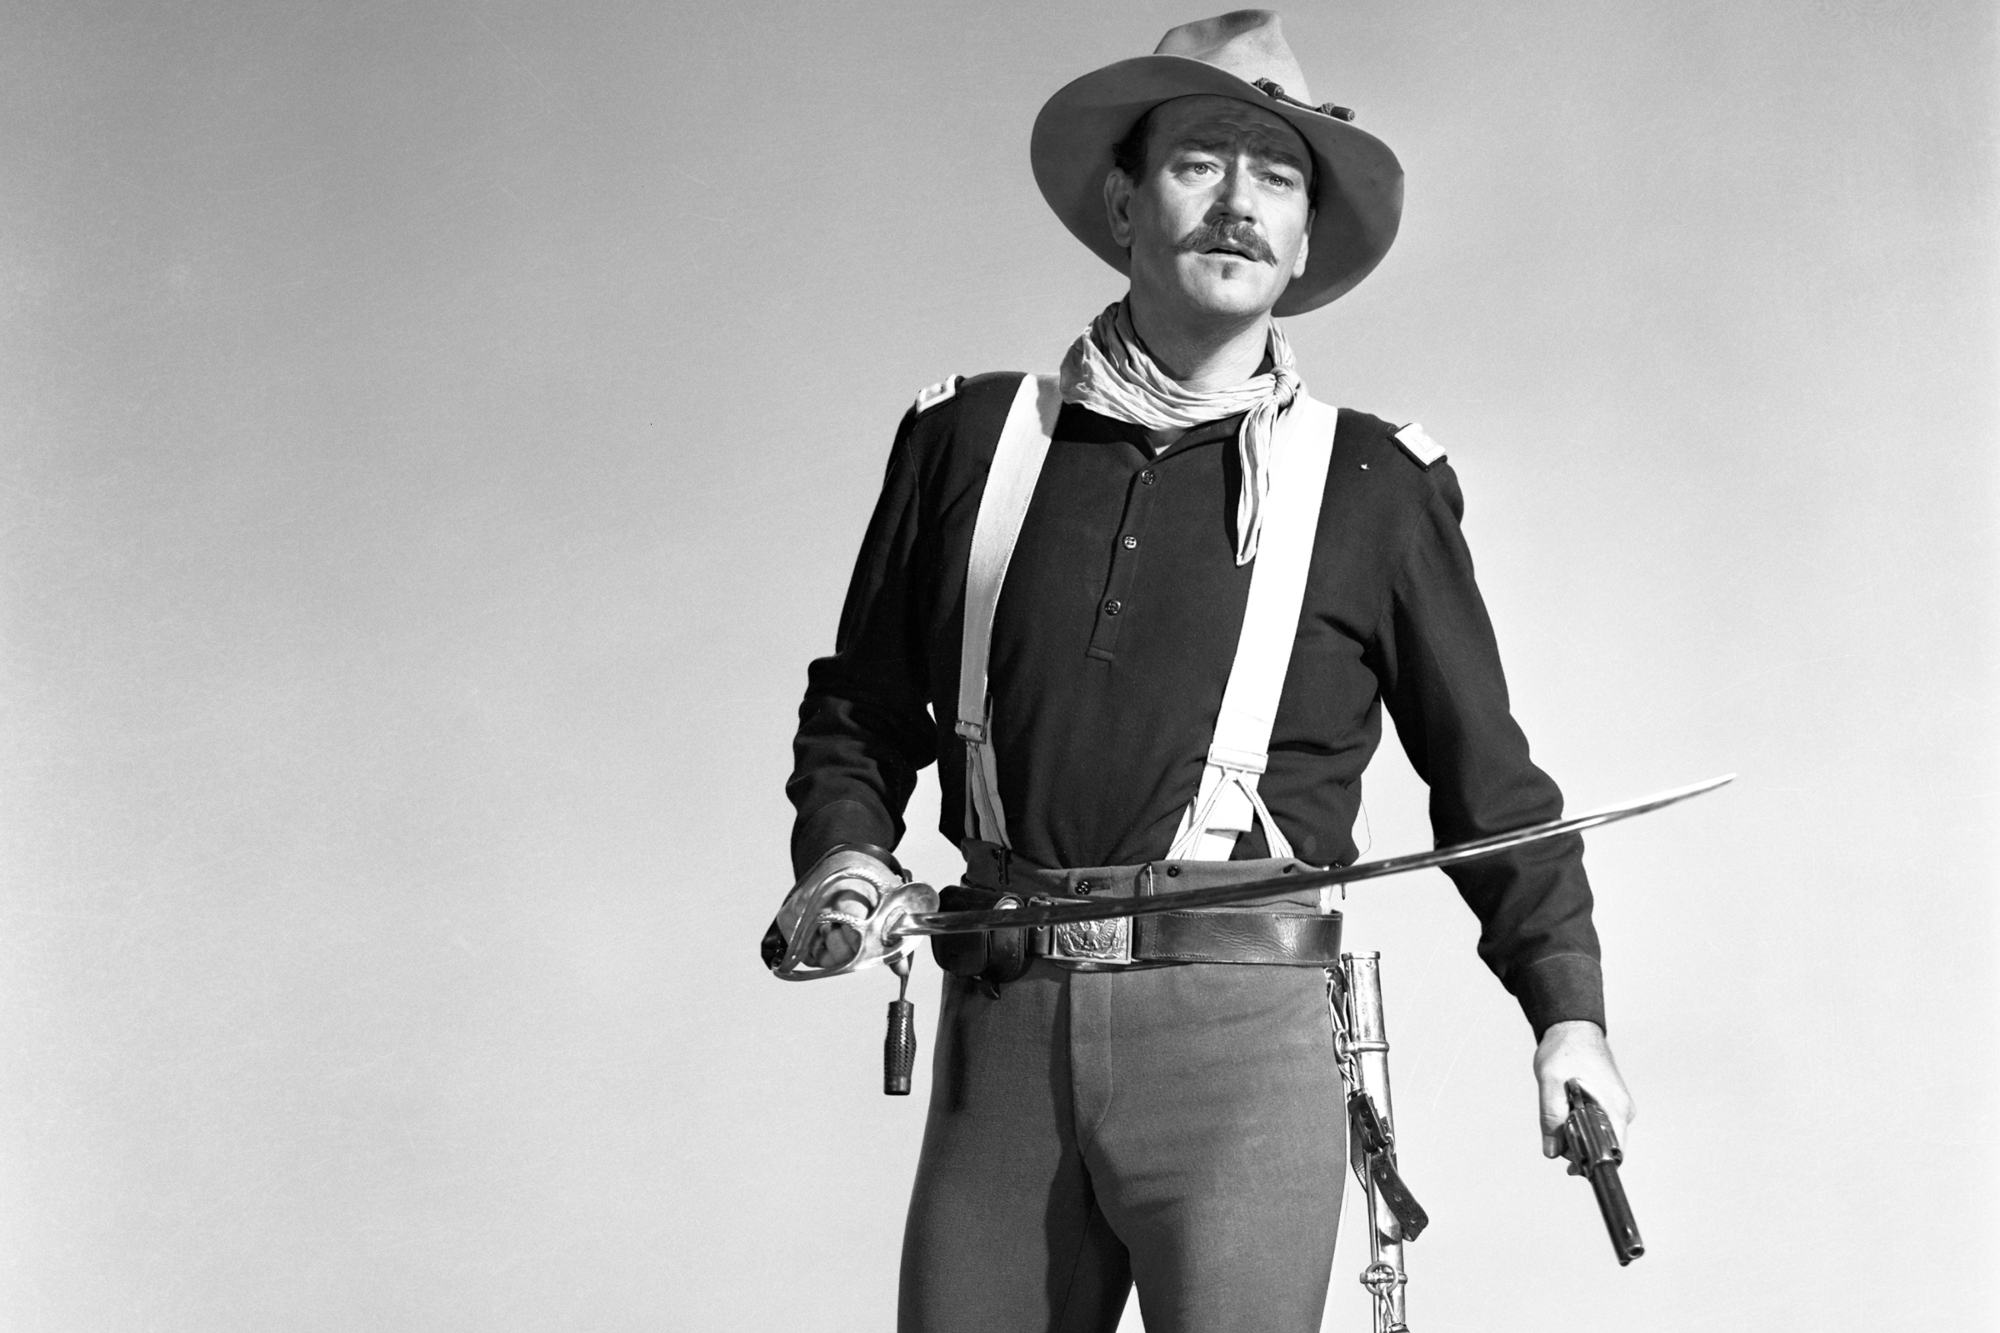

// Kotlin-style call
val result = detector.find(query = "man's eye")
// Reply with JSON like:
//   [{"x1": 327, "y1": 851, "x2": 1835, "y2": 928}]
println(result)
[
  {"x1": 1178, "y1": 160, "x2": 1218, "y2": 177},
  {"x1": 1263, "y1": 172, "x2": 1300, "y2": 190}
]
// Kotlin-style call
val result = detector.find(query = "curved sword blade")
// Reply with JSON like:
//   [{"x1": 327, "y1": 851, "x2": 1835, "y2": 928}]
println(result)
[{"x1": 893, "y1": 773, "x2": 1733, "y2": 938}]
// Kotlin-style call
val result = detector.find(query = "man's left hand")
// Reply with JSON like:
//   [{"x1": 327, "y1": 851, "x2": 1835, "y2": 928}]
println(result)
[{"x1": 1532, "y1": 1020, "x2": 1634, "y2": 1158}]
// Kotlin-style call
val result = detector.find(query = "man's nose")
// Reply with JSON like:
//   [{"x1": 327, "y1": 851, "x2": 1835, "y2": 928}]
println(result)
[{"x1": 1214, "y1": 157, "x2": 1259, "y2": 220}]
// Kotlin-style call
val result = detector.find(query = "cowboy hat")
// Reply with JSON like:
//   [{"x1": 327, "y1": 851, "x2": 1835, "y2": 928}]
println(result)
[{"x1": 1030, "y1": 10, "x2": 1403, "y2": 315}]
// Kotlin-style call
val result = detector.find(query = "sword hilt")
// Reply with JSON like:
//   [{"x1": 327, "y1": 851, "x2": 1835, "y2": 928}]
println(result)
[{"x1": 883, "y1": 955, "x2": 916, "y2": 1095}]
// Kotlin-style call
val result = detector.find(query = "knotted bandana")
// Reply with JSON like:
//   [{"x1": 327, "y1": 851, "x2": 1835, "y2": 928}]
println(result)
[{"x1": 1059, "y1": 301, "x2": 1302, "y2": 565}]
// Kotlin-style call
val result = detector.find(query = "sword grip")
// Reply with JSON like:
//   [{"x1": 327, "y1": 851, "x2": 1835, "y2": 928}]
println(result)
[{"x1": 884, "y1": 998, "x2": 916, "y2": 1096}]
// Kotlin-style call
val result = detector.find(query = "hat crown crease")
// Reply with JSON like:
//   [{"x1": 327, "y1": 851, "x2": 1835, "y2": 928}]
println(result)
[{"x1": 1153, "y1": 9, "x2": 1313, "y2": 105}]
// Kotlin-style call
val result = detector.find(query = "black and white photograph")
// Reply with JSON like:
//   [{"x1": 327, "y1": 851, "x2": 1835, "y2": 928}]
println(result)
[{"x1": 4, "y1": 3, "x2": 1993, "y2": 1330}]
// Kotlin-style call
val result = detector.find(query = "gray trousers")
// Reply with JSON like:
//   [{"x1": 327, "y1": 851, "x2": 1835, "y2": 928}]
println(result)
[{"x1": 898, "y1": 958, "x2": 1347, "y2": 1332}]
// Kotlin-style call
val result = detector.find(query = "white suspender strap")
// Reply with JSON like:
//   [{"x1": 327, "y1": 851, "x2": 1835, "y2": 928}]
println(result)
[
  {"x1": 956, "y1": 374, "x2": 1062, "y2": 848},
  {"x1": 1168, "y1": 393, "x2": 1340, "y2": 864}
]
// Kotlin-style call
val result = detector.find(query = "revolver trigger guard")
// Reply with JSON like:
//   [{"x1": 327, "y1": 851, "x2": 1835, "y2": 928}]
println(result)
[{"x1": 769, "y1": 880, "x2": 940, "y2": 981}]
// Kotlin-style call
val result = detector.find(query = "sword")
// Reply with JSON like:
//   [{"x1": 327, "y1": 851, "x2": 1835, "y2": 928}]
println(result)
[
  {"x1": 902, "y1": 772, "x2": 1731, "y2": 937},
  {"x1": 767, "y1": 774, "x2": 1732, "y2": 981}
]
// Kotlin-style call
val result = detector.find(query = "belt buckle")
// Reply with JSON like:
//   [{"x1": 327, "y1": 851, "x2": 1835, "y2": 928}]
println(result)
[{"x1": 1046, "y1": 915, "x2": 1133, "y2": 968}]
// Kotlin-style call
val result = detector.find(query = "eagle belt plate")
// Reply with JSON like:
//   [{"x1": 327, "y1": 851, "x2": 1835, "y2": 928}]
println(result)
[{"x1": 1049, "y1": 916, "x2": 1133, "y2": 965}]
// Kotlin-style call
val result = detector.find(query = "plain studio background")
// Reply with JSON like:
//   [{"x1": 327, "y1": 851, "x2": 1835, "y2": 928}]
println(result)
[{"x1": 3, "y1": 2, "x2": 1993, "y2": 1330}]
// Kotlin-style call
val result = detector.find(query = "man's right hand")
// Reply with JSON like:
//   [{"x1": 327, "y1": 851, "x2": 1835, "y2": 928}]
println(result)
[{"x1": 763, "y1": 846, "x2": 904, "y2": 973}]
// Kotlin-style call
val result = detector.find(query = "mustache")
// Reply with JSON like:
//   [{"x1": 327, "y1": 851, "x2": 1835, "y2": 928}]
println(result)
[{"x1": 1176, "y1": 220, "x2": 1277, "y2": 264}]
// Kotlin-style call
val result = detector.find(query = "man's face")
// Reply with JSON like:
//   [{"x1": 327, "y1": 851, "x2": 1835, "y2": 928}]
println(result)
[{"x1": 1105, "y1": 94, "x2": 1315, "y2": 328}]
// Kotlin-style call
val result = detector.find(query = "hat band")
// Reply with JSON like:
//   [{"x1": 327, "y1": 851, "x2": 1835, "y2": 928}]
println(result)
[{"x1": 1250, "y1": 78, "x2": 1356, "y2": 123}]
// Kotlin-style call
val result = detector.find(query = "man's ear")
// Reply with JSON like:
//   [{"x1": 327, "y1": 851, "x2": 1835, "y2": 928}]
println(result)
[
  {"x1": 1292, "y1": 208, "x2": 1314, "y2": 279},
  {"x1": 1104, "y1": 170, "x2": 1134, "y2": 249}
]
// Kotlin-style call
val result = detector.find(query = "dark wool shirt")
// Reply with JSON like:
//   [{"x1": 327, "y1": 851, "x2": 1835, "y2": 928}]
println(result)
[{"x1": 789, "y1": 372, "x2": 1604, "y2": 1036}]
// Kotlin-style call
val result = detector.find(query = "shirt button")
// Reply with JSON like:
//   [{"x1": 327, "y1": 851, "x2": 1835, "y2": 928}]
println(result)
[
  {"x1": 1103, "y1": 599, "x2": 1122, "y2": 616},
  {"x1": 1075, "y1": 879, "x2": 1094, "y2": 896},
  {"x1": 1121, "y1": 534, "x2": 1139, "y2": 550},
  {"x1": 1139, "y1": 469, "x2": 1157, "y2": 486}
]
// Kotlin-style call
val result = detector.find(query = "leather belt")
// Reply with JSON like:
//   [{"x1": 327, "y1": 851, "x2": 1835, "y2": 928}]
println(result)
[
  {"x1": 960, "y1": 840, "x2": 1343, "y2": 971},
  {"x1": 1031, "y1": 909, "x2": 1343, "y2": 969}
]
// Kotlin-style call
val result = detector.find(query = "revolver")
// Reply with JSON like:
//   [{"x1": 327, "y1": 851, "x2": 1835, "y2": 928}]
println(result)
[{"x1": 1557, "y1": 1079, "x2": 1644, "y2": 1265}]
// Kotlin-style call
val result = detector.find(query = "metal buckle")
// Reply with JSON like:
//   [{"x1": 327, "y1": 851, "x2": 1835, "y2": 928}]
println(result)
[{"x1": 1044, "y1": 916, "x2": 1134, "y2": 967}]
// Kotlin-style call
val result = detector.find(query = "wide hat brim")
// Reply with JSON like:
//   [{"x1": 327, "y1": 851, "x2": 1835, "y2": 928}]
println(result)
[{"x1": 1031, "y1": 55, "x2": 1404, "y2": 316}]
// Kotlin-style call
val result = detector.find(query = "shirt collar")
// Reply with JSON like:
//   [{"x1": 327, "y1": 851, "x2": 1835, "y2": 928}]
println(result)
[{"x1": 1058, "y1": 403, "x2": 1247, "y2": 456}]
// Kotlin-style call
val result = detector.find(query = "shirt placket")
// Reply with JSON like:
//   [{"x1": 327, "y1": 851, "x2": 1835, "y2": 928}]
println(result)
[{"x1": 1085, "y1": 460, "x2": 1162, "y2": 662}]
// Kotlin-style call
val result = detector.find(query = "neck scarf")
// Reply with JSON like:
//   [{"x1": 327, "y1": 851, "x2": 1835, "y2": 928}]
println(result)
[{"x1": 1059, "y1": 301, "x2": 1301, "y2": 566}]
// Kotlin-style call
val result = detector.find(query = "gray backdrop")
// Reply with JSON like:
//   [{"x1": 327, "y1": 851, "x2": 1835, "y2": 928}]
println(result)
[{"x1": 4, "y1": 2, "x2": 1994, "y2": 1330}]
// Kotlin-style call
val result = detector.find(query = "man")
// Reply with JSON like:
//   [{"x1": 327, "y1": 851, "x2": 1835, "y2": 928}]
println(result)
[{"x1": 773, "y1": 12, "x2": 1634, "y2": 1331}]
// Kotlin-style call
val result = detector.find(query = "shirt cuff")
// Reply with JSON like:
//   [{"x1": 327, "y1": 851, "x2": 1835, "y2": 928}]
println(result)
[
  {"x1": 1506, "y1": 952, "x2": 1606, "y2": 1040},
  {"x1": 791, "y1": 799, "x2": 900, "y2": 879}
]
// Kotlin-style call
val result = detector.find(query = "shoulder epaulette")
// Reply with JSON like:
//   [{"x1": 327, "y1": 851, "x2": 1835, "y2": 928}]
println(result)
[
  {"x1": 1392, "y1": 422, "x2": 1447, "y2": 470},
  {"x1": 913, "y1": 375, "x2": 963, "y2": 416}
]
